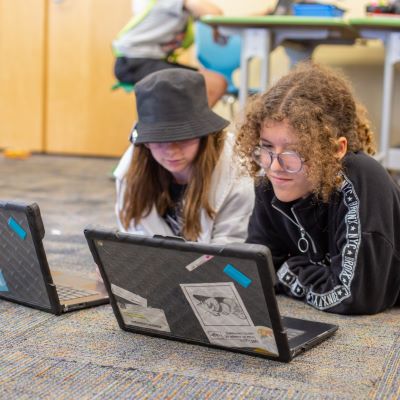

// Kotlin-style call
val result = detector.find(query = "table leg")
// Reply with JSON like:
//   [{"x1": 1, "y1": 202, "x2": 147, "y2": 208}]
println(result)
[
  {"x1": 379, "y1": 32, "x2": 400, "y2": 168},
  {"x1": 239, "y1": 28, "x2": 271, "y2": 108}
]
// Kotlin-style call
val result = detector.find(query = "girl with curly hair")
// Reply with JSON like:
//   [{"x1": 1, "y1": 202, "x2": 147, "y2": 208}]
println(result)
[{"x1": 235, "y1": 61, "x2": 400, "y2": 315}]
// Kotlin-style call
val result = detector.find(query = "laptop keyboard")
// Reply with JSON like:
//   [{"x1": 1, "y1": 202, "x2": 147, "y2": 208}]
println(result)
[{"x1": 56, "y1": 284, "x2": 98, "y2": 301}]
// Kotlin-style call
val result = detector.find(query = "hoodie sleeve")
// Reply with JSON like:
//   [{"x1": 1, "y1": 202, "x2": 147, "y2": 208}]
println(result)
[
  {"x1": 114, "y1": 145, "x2": 134, "y2": 232},
  {"x1": 210, "y1": 175, "x2": 255, "y2": 244},
  {"x1": 277, "y1": 173, "x2": 400, "y2": 315},
  {"x1": 277, "y1": 232, "x2": 400, "y2": 315}
]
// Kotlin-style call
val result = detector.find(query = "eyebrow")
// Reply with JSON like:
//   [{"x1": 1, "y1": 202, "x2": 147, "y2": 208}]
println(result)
[{"x1": 260, "y1": 139, "x2": 296, "y2": 147}]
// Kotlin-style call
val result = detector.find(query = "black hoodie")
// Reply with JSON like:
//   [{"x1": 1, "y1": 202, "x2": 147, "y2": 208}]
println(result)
[{"x1": 247, "y1": 151, "x2": 400, "y2": 315}]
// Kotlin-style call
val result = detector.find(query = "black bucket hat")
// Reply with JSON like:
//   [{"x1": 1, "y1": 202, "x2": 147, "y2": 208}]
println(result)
[{"x1": 132, "y1": 68, "x2": 230, "y2": 144}]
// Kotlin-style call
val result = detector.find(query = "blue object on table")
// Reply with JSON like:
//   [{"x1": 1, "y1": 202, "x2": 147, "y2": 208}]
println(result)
[{"x1": 292, "y1": 4, "x2": 345, "y2": 17}]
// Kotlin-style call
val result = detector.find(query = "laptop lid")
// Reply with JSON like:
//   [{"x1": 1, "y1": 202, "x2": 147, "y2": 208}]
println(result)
[
  {"x1": 270, "y1": 0, "x2": 294, "y2": 15},
  {"x1": 0, "y1": 201, "x2": 108, "y2": 314},
  {"x1": 85, "y1": 227, "x2": 337, "y2": 362}
]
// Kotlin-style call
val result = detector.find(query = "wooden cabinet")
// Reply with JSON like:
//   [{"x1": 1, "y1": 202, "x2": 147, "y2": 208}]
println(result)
[
  {"x1": 46, "y1": 0, "x2": 135, "y2": 156},
  {"x1": 0, "y1": 0, "x2": 46, "y2": 152},
  {"x1": 0, "y1": 0, "x2": 135, "y2": 156}
]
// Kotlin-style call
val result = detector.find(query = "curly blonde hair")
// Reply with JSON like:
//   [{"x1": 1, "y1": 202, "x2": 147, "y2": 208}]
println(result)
[{"x1": 235, "y1": 61, "x2": 375, "y2": 202}]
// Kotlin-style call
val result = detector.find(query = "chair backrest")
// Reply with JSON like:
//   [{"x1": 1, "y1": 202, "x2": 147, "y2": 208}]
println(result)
[{"x1": 195, "y1": 22, "x2": 241, "y2": 95}]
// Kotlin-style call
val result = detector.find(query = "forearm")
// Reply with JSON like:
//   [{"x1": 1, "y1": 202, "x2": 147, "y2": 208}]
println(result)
[
  {"x1": 184, "y1": 0, "x2": 223, "y2": 18},
  {"x1": 277, "y1": 234, "x2": 399, "y2": 315}
]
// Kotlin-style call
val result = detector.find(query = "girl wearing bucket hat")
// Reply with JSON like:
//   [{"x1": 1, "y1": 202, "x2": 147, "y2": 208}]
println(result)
[{"x1": 113, "y1": 68, "x2": 255, "y2": 243}]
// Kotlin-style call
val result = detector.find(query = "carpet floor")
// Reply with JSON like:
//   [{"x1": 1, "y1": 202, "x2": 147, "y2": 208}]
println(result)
[{"x1": 0, "y1": 154, "x2": 399, "y2": 399}]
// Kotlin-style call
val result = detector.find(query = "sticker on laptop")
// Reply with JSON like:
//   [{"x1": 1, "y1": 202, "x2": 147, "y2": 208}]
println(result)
[
  {"x1": 8, "y1": 217, "x2": 27, "y2": 240},
  {"x1": 118, "y1": 302, "x2": 171, "y2": 333},
  {"x1": 223, "y1": 264, "x2": 252, "y2": 288},
  {"x1": 0, "y1": 269, "x2": 9, "y2": 292},
  {"x1": 180, "y1": 282, "x2": 278, "y2": 355},
  {"x1": 111, "y1": 283, "x2": 147, "y2": 307},
  {"x1": 255, "y1": 326, "x2": 278, "y2": 355},
  {"x1": 185, "y1": 254, "x2": 214, "y2": 271}
]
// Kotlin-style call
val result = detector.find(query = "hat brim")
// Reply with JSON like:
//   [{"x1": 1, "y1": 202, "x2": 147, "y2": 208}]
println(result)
[{"x1": 134, "y1": 110, "x2": 230, "y2": 144}]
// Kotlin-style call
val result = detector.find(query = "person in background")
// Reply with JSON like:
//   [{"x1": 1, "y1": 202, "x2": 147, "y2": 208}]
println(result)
[
  {"x1": 113, "y1": 0, "x2": 227, "y2": 106},
  {"x1": 114, "y1": 68, "x2": 254, "y2": 243},
  {"x1": 235, "y1": 61, "x2": 400, "y2": 315}
]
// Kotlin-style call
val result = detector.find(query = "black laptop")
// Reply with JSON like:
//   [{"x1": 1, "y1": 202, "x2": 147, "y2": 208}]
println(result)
[
  {"x1": 84, "y1": 227, "x2": 337, "y2": 362},
  {"x1": 269, "y1": 0, "x2": 294, "y2": 15},
  {"x1": 0, "y1": 201, "x2": 108, "y2": 314}
]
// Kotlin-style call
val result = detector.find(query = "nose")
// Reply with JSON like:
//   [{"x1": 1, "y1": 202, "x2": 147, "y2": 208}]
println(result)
[{"x1": 269, "y1": 154, "x2": 284, "y2": 172}]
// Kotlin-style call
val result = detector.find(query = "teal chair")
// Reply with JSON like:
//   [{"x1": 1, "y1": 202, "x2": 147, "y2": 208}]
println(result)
[{"x1": 195, "y1": 22, "x2": 255, "y2": 117}]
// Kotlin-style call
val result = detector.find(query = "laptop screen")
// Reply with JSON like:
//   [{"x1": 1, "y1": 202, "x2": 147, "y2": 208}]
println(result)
[
  {"x1": 271, "y1": 0, "x2": 294, "y2": 15},
  {"x1": 0, "y1": 202, "x2": 53, "y2": 310},
  {"x1": 90, "y1": 234, "x2": 283, "y2": 358}
]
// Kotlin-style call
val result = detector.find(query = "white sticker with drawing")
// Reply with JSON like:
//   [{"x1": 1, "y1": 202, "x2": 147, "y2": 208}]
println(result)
[{"x1": 180, "y1": 282, "x2": 278, "y2": 355}]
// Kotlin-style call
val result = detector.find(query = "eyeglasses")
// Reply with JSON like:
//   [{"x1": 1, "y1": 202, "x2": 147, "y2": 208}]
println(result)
[{"x1": 252, "y1": 146, "x2": 304, "y2": 173}]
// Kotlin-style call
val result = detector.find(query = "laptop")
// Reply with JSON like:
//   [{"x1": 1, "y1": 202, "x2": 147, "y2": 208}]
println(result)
[
  {"x1": 0, "y1": 201, "x2": 108, "y2": 314},
  {"x1": 269, "y1": 0, "x2": 294, "y2": 15},
  {"x1": 84, "y1": 227, "x2": 338, "y2": 362}
]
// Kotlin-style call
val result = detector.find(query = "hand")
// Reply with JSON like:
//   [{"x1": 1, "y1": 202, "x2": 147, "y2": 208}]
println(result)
[
  {"x1": 160, "y1": 32, "x2": 185, "y2": 52},
  {"x1": 212, "y1": 26, "x2": 228, "y2": 45}
]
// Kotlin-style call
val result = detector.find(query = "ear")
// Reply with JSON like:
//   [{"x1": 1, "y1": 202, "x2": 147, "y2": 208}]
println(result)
[{"x1": 335, "y1": 137, "x2": 348, "y2": 160}]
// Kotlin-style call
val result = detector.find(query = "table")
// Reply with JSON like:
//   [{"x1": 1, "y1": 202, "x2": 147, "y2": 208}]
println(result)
[
  {"x1": 201, "y1": 15, "x2": 400, "y2": 170},
  {"x1": 201, "y1": 15, "x2": 357, "y2": 108},
  {"x1": 350, "y1": 17, "x2": 400, "y2": 169}
]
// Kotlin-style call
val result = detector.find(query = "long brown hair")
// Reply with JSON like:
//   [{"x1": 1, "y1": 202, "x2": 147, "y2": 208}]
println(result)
[
  {"x1": 235, "y1": 61, "x2": 375, "y2": 202},
  {"x1": 121, "y1": 131, "x2": 226, "y2": 240}
]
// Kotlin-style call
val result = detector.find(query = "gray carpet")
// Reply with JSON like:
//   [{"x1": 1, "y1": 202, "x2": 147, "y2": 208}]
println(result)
[{"x1": 0, "y1": 154, "x2": 399, "y2": 399}]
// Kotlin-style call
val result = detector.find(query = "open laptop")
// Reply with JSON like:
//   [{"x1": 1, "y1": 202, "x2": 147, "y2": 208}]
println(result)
[
  {"x1": 84, "y1": 227, "x2": 338, "y2": 362},
  {"x1": 269, "y1": 0, "x2": 294, "y2": 15},
  {"x1": 0, "y1": 201, "x2": 108, "y2": 314}
]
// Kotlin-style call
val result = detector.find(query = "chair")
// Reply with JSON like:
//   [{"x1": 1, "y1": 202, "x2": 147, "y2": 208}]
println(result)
[
  {"x1": 195, "y1": 22, "x2": 242, "y2": 117},
  {"x1": 111, "y1": 81, "x2": 135, "y2": 93}
]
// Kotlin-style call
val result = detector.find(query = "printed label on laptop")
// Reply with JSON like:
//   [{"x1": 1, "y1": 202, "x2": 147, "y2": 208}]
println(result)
[
  {"x1": 180, "y1": 282, "x2": 278, "y2": 355},
  {"x1": 118, "y1": 302, "x2": 171, "y2": 333},
  {"x1": 111, "y1": 283, "x2": 147, "y2": 307}
]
